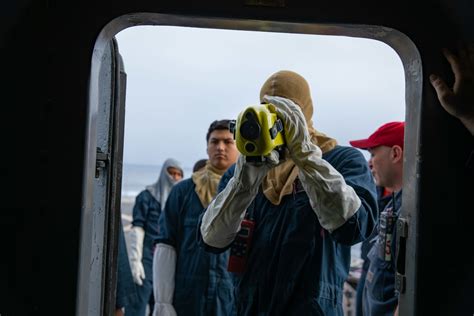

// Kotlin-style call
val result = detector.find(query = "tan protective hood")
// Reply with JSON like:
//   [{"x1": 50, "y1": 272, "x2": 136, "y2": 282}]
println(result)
[
  {"x1": 259, "y1": 70, "x2": 337, "y2": 205},
  {"x1": 192, "y1": 160, "x2": 226, "y2": 208}
]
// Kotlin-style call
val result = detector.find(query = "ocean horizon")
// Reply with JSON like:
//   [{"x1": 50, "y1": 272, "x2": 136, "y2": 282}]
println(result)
[{"x1": 121, "y1": 162, "x2": 194, "y2": 199}]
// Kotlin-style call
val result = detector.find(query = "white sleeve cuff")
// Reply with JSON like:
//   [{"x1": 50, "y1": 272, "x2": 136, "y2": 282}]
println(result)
[
  {"x1": 152, "y1": 302, "x2": 177, "y2": 316},
  {"x1": 153, "y1": 243, "x2": 176, "y2": 304}
]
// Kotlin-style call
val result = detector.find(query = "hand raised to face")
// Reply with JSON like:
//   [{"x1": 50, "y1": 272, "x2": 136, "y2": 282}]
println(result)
[{"x1": 430, "y1": 44, "x2": 474, "y2": 135}]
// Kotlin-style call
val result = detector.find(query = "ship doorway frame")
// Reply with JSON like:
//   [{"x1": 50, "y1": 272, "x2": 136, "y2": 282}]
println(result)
[{"x1": 80, "y1": 13, "x2": 421, "y2": 315}]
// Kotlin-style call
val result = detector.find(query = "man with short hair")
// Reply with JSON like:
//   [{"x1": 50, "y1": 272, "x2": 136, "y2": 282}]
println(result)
[
  {"x1": 152, "y1": 120, "x2": 239, "y2": 316},
  {"x1": 349, "y1": 121, "x2": 405, "y2": 316},
  {"x1": 192, "y1": 158, "x2": 208, "y2": 172}
]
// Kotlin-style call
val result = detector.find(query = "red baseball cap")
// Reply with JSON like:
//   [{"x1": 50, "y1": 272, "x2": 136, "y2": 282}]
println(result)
[{"x1": 349, "y1": 121, "x2": 405, "y2": 150}]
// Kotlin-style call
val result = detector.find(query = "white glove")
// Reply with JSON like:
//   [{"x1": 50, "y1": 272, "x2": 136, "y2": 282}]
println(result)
[
  {"x1": 200, "y1": 151, "x2": 279, "y2": 248},
  {"x1": 128, "y1": 225, "x2": 146, "y2": 286},
  {"x1": 263, "y1": 95, "x2": 321, "y2": 163},
  {"x1": 234, "y1": 150, "x2": 280, "y2": 192},
  {"x1": 265, "y1": 95, "x2": 362, "y2": 232},
  {"x1": 152, "y1": 243, "x2": 177, "y2": 316}
]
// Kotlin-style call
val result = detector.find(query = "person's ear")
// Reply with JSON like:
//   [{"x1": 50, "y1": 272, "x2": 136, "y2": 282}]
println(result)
[{"x1": 391, "y1": 145, "x2": 403, "y2": 163}]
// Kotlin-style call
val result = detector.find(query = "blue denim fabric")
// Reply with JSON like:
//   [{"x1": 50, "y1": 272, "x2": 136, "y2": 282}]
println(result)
[
  {"x1": 126, "y1": 278, "x2": 153, "y2": 316},
  {"x1": 127, "y1": 190, "x2": 161, "y2": 316},
  {"x1": 356, "y1": 268, "x2": 368, "y2": 316},
  {"x1": 156, "y1": 179, "x2": 236, "y2": 316},
  {"x1": 201, "y1": 145, "x2": 378, "y2": 316},
  {"x1": 116, "y1": 221, "x2": 138, "y2": 310},
  {"x1": 362, "y1": 191, "x2": 402, "y2": 316},
  {"x1": 356, "y1": 187, "x2": 390, "y2": 316}
]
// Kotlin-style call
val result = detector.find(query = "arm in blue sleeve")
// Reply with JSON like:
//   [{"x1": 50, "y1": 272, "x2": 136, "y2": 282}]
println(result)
[
  {"x1": 131, "y1": 191, "x2": 150, "y2": 228},
  {"x1": 154, "y1": 184, "x2": 182, "y2": 247},
  {"x1": 329, "y1": 149, "x2": 378, "y2": 245},
  {"x1": 217, "y1": 164, "x2": 235, "y2": 192}
]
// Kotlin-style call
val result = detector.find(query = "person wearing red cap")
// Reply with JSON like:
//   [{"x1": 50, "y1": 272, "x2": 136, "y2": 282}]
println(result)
[{"x1": 350, "y1": 121, "x2": 404, "y2": 316}]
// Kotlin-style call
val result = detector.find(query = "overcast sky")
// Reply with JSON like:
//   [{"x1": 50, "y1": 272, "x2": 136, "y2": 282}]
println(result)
[{"x1": 116, "y1": 25, "x2": 405, "y2": 170}]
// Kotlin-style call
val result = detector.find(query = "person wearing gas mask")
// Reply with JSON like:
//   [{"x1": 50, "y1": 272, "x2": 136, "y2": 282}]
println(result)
[
  {"x1": 152, "y1": 120, "x2": 239, "y2": 316},
  {"x1": 127, "y1": 158, "x2": 184, "y2": 316},
  {"x1": 199, "y1": 70, "x2": 378, "y2": 315},
  {"x1": 349, "y1": 121, "x2": 404, "y2": 316}
]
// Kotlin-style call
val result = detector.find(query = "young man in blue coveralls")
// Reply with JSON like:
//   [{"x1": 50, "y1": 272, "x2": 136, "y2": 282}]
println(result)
[
  {"x1": 199, "y1": 70, "x2": 378, "y2": 316},
  {"x1": 152, "y1": 120, "x2": 239, "y2": 316}
]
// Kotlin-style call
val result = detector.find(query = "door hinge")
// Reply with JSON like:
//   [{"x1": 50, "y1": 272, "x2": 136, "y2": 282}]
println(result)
[{"x1": 95, "y1": 147, "x2": 109, "y2": 178}]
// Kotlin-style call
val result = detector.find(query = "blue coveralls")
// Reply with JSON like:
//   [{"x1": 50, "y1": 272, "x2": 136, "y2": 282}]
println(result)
[
  {"x1": 200, "y1": 145, "x2": 378, "y2": 315},
  {"x1": 116, "y1": 220, "x2": 139, "y2": 310},
  {"x1": 127, "y1": 190, "x2": 161, "y2": 316},
  {"x1": 156, "y1": 178, "x2": 236, "y2": 316},
  {"x1": 362, "y1": 191, "x2": 402, "y2": 316},
  {"x1": 356, "y1": 187, "x2": 391, "y2": 316}
]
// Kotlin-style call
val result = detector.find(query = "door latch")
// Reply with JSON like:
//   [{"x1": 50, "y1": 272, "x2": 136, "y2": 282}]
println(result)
[
  {"x1": 95, "y1": 147, "x2": 109, "y2": 178},
  {"x1": 395, "y1": 217, "x2": 408, "y2": 293}
]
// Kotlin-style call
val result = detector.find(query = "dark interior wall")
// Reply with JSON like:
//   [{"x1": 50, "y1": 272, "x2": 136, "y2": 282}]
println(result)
[{"x1": 1, "y1": 0, "x2": 472, "y2": 315}]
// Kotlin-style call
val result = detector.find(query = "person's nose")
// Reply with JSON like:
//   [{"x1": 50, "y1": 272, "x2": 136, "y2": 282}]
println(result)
[{"x1": 216, "y1": 141, "x2": 225, "y2": 151}]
